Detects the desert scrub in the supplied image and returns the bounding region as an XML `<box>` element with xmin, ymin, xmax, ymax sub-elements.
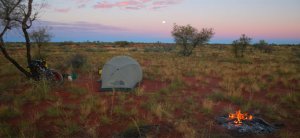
<box><xmin>46</xmin><ymin>105</ymin><xmax>63</xmax><ymax>117</ymax></box>
<box><xmin>60</xmin><ymin>121</ymin><xmax>82</xmax><ymax>137</ymax></box>
<box><xmin>280</xmin><ymin>92</ymin><xmax>300</xmax><ymax>109</ymax></box>
<box><xmin>150</xmin><ymin>103</ymin><xmax>173</xmax><ymax>121</ymax></box>
<box><xmin>134</xmin><ymin>86</ymin><xmax>144</xmax><ymax>96</ymax></box>
<box><xmin>113</xmin><ymin>105</ymin><xmax>130</xmax><ymax>117</ymax></box>
<box><xmin>100</xmin><ymin>115</ymin><xmax>112</xmax><ymax>125</ymax></box>
<box><xmin>0</xmin><ymin>68</ymin><xmax>23</xmax><ymax>92</ymax></box>
<box><xmin>66</xmin><ymin>53</ymin><xmax>89</xmax><ymax>72</ymax></box>
<box><xmin>168</xmin><ymin>78</ymin><xmax>186</xmax><ymax>92</ymax></box>
<box><xmin>23</xmin><ymin>79</ymin><xmax>56</xmax><ymax>103</ymax></box>
<box><xmin>117</xmin><ymin>119</ymin><xmax>148</xmax><ymax>138</ymax></box>
<box><xmin>80</xmin><ymin>95</ymin><xmax>104</xmax><ymax>120</ymax></box>
<box><xmin>17</xmin><ymin>120</ymin><xmax>44</xmax><ymax>138</ymax></box>
<box><xmin>0</xmin><ymin>123</ymin><xmax>18</xmax><ymax>137</ymax></box>
<box><xmin>174</xmin><ymin>120</ymin><xmax>196</xmax><ymax>138</ymax></box>
<box><xmin>207</xmin><ymin>90</ymin><xmax>226</xmax><ymax>102</ymax></box>
<box><xmin>0</xmin><ymin>105</ymin><xmax>22</xmax><ymax>120</ymax></box>
<box><xmin>221</xmin><ymin>105</ymin><xmax>234</xmax><ymax>115</ymax></box>
<box><xmin>201</xmin><ymin>98</ymin><xmax>214</xmax><ymax>115</ymax></box>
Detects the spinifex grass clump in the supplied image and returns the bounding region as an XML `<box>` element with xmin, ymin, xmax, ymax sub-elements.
<box><xmin>24</xmin><ymin>79</ymin><xmax>55</xmax><ymax>102</ymax></box>
<box><xmin>0</xmin><ymin>43</ymin><xmax>299</xmax><ymax>137</ymax></box>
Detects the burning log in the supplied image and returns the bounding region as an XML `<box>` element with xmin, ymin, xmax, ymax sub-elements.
<box><xmin>216</xmin><ymin>110</ymin><xmax>278</xmax><ymax>135</ymax></box>
<box><xmin>228</xmin><ymin>110</ymin><xmax>253</xmax><ymax>124</ymax></box>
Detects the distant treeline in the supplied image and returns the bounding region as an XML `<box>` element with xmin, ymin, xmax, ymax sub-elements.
<box><xmin>4</xmin><ymin>41</ymin><xmax>300</xmax><ymax>47</ymax></box>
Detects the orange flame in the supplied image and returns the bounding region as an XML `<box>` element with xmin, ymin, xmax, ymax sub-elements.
<box><xmin>229</xmin><ymin>110</ymin><xmax>253</xmax><ymax>124</ymax></box>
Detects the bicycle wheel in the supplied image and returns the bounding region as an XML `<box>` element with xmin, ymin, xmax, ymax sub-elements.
<box><xmin>49</xmin><ymin>69</ymin><xmax>64</xmax><ymax>85</ymax></box>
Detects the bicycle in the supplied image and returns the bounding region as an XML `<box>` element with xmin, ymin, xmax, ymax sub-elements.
<box><xmin>28</xmin><ymin>59</ymin><xmax>64</xmax><ymax>85</ymax></box>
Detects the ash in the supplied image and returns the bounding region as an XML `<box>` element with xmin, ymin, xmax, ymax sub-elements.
<box><xmin>216</xmin><ymin>116</ymin><xmax>276</xmax><ymax>135</ymax></box>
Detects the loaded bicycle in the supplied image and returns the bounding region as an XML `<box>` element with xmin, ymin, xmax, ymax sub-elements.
<box><xmin>28</xmin><ymin>59</ymin><xmax>63</xmax><ymax>85</ymax></box>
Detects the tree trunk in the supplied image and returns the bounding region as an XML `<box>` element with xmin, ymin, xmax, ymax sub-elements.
<box><xmin>22</xmin><ymin>0</ymin><xmax>34</xmax><ymax>65</ymax></box>
<box><xmin>38</xmin><ymin>44</ymin><xmax>41</xmax><ymax>58</ymax></box>
<box><xmin>23</xmin><ymin>28</ymin><xmax>32</xmax><ymax>64</ymax></box>
<box><xmin>0</xmin><ymin>39</ymin><xmax>31</xmax><ymax>78</ymax></box>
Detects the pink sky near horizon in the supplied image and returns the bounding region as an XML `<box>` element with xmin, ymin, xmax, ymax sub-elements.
<box><xmin>24</xmin><ymin>0</ymin><xmax>300</xmax><ymax>43</ymax></box>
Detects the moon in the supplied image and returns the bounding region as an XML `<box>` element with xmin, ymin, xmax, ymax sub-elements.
<box><xmin>162</xmin><ymin>21</ymin><xmax>166</xmax><ymax>24</ymax></box>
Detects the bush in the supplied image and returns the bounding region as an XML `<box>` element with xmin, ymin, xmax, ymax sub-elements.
<box><xmin>232</xmin><ymin>34</ymin><xmax>251</xmax><ymax>58</ymax></box>
<box><xmin>115</xmin><ymin>41</ymin><xmax>129</xmax><ymax>47</ymax></box>
<box><xmin>68</xmin><ymin>54</ymin><xmax>87</xmax><ymax>69</ymax></box>
<box><xmin>253</xmin><ymin>40</ymin><xmax>272</xmax><ymax>53</ymax></box>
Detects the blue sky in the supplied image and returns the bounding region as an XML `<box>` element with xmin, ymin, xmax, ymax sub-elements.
<box><xmin>6</xmin><ymin>0</ymin><xmax>300</xmax><ymax>44</ymax></box>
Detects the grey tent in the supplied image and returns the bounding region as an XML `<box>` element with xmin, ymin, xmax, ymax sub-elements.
<box><xmin>100</xmin><ymin>56</ymin><xmax>142</xmax><ymax>91</ymax></box>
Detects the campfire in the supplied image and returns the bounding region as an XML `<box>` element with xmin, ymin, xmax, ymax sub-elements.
<box><xmin>228</xmin><ymin>110</ymin><xmax>253</xmax><ymax>125</ymax></box>
<box><xmin>216</xmin><ymin>109</ymin><xmax>278</xmax><ymax>135</ymax></box>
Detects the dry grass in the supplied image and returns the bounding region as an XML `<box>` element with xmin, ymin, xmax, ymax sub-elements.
<box><xmin>174</xmin><ymin>120</ymin><xmax>196</xmax><ymax>138</ymax></box>
<box><xmin>0</xmin><ymin>44</ymin><xmax>299</xmax><ymax>137</ymax></box>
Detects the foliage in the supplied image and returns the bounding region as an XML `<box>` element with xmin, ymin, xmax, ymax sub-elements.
<box><xmin>115</xmin><ymin>41</ymin><xmax>130</xmax><ymax>47</ymax></box>
<box><xmin>30</xmin><ymin>27</ymin><xmax>52</xmax><ymax>58</ymax></box>
<box><xmin>0</xmin><ymin>44</ymin><xmax>299</xmax><ymax>137</ymax></box>
<box><xmin>0</xmin><ymin>0</ymin><xmax>39</xmax><ymax>78</ymax></box>
<box><xmin>172</xmin><ymin>24</ymin><xmax>214</xmax><ymax>56</ymax></box>
<box><xmin>232</xmin><ymin>34</ymin><xmax>252</xmax><ymax>58</ymax></box>
<box><xmin>68</xmin><ymin>54</ymin><xmax>87</xmax><ymax>69</ymax></box>
<box><xmin>253</xmin><ymin>40</ymin><xmax>272</xmax><ymax>53</ymax></box>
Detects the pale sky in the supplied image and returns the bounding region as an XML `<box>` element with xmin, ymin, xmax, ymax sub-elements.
<box><xmin>7</xmin><ymin>0</ymin><xmax>300</xmax><ymax>44</ymax></box>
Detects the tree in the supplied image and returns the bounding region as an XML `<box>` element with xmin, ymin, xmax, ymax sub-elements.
<box><xmin>232</xmin><ymin>34</ymin><xmax>251</xmax><ymax>58</ymax></box>
<box><xmin>0</xmin><ymin>0</ymin><xmax>38</xmax><ymax>78</ymax></box>
<box><xmin>254</xmin><ymin>40</ymin><xmax>272</xmax><ymax>53</ymax></box>
<box><xmin>30</xmin><ymin>26</ymin><xmax>52</xmax><ymax>58</ymax></box>
<box><xmin>171</xmin><ymin>24</ymin><xmax>214</xmax><ymax>56</ymax></box>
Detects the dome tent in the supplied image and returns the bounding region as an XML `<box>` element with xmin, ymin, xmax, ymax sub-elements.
<box><xmin>100</xmin><ymin>56</ymin><xmax>142</xmax><ymax>91</ymax></box>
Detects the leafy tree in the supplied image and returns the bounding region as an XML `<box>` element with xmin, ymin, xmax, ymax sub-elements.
<box><xmin>172</xmin><ymin>24</ymin><xmax>214</xmax><ymax>56</ymax></box>
<box><xmin>30</xmin><ymin>27</ymin><xmax>52</xmax><ymax>58</ymax></box>
<box><xmin>232</xmin><ymin>34</ymin><xmax>251</xmax><ymax>58</ymax></box>
<box><xmin>0</xmin><ymin>0</ymin><xmax>39</xmax><ymax>78</ymax></box>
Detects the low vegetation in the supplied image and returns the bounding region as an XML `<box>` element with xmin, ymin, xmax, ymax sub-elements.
<box><xmin>0</xmin><ymin>43</ymin><xmax>299</xmax><ymax>137</ymax></box>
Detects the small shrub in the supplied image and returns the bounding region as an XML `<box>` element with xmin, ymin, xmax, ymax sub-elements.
<box><xmin>46</xmin><ymin>106</ymin><xmax>62</xmax><ymax>117</ymax></box>
<box><xmin>150</xmin><ymin>103</ymin><xmax>172</xmax><ymax>120</ymax></box>
<box><xmin>134</xmin><ymin>86</ymin><xmax>144</xmax><ymax>96</ymax></box>
<box><xmin>80</xmin><ymin>95</ymin><xmax>103</xmax><ymax>119</ymax></box>
<box><xmin>0</xmin><ymin>105</ymin><xmax>22</xmax><ymax>120</ymax></box>
<box><xmin>280</xmin><ymin>92</ymin><xmax>300</xmax><ymax>109</ymax></box>
<box><xmin>232</xmin><ymin>34</ymin><xmax>251</xmax><ymax>58</ymax></box>
<box><xmin>227</xmin><ymin>95</ymin><xmax>244</xmax><ymax>105</ymax></box>
<box><xmin>23</xmin><ymin>79</ymin><xmax>55</xmax><ymax>102</ymax></box>
<box><xmin>174</xmin><ymin>120</ymin><xmax>196</xmax><ymax>138</ymax></box>
<box><xmin>61</xmin><ymin>122</ymin><xmax>81</xmax><ymax>136</ymax></box>
<box><xmin>100</xmin><ymin>115</ymin><xmax>111</xmax><ymax>125</ymax></box>
<box><xmin>0</xmin><ymin>123</ymin><xmax>17</xmax><ymax>138</ymax></box>
<box><xmin>115</xmin><ymin>41</ymin><xmax>130</xmax><ymax>47</ymax></box>
<box><xmin>201</xmin><ymin>98</ymin><xmax>214</xmax><ymax>114</ymax></box>
<box><xmin>113</xmin><ymin>105</ymin><xmax>129</xmax><ymax>117</ymax></box>
<box><xmin>68</xmin><ymin>54</ymin><xmax>87</xmax><ymax>69</ymax></box>
<box><xmin>253</xmin><ymin>40</ymin><xmax>272</xmax><ymax>53</ymax></box>
<box><xmin>67</xmin><ymin>85</ymin><xmax>87</xmax><ymax>96</ymax></box>
<box><xmin>209</xmin><ymin>92</ymin><xmax>225</xmax><ymax>103</ymax></box>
